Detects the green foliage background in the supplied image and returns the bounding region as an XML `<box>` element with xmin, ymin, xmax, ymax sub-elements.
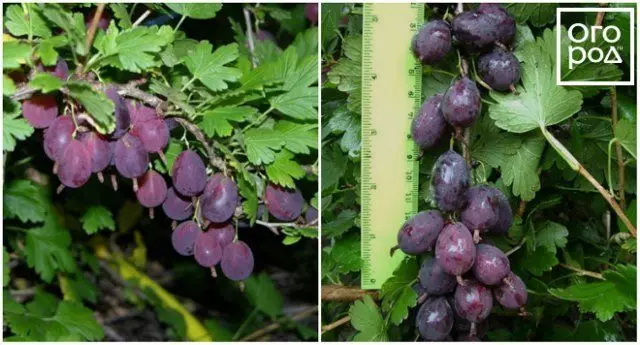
<box><xmin>321</xmin><ymin>3</ymin><xmax>637</xmax><ymax>341</ymax></box>
<box><xmin>3</xmin><ymin>3</ymin><xmax>318</xmax><ymax>341</ymax></box>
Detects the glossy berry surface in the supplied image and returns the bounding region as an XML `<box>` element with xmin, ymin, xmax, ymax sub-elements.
<box><xmin>80</xmin><ymin>131</ymin><xmax>111</xmax><ymax>173</ymax></box>
<box><xmin>489</xmin><ymin>188</ymin><xmax>513</xmax><ymax>234</ymax></box>
<box><xmin>397</xmin><ymin>210</ymin><xmax>444</xmax><ymax>255</ymax></box>
<box><xmin>200</xmin><ymin>173</ymin><xmax>239</xmax><ymax>223</ymax></box>
<box><xmin>431</xmin><ymin>150</ymin><xmax>470</xmax><ymax>212</ymax></box>
<box><xmin>171</xmin><ymin>150</ymin><xmax>207</xmax><ymax>197</ymax></box>
<box><xmin>472</xmin><ymin>244</ymin><xmax>510</xmax><ymax>286</ymax></box>
<box><xmin>162</xmin><ymin>187</ymin><xmax>194</xmax><ymax>221</ymax></box>
<box><xmin>476</xmin><ymin>3</ymin><xmax>516</xmax><ymax>45</ymax></box>
<box><xmin>221</xmin><ymin>241</ymin><xmax>254</xmax><ymax>281</ymax></box>
<box><xmin>131</xmin><ymin>116</ymin><xmax>169</xmax><ymax>153</ymax></box>
<box><xmin>172</xmin><ymin>221</ymin><xmax>200</xmax><ymax>256</ymax></box>
<box><xmin>478</xmin><ymin>49</ymin><xmax>520</xmax><ymax>91</ymax></box>
<box><xmin>460</xmin><ymin>185</ymin><xmax>499</xmax><ymax>232</ymax></box>
<box><xmin>207</xmin><ymin>223</ymin><xmax>235</xmax><ymax>249</ymax></box>
<box><xmin>442</xmin><ymin>77</ymin><xmax>481</xmax><ymax>128</ymax></box>
<box><xmin>58</xmin><ymin>140</ymin><xmax>92</xmax><ymax>188</ymax></box>
<box><xmin>418</xmin><ymin>256</ymin><xmax>457</xmax><ymax>295</ymax></box>
<box><xmin>44</xmin><ymin>116</ymin><xmax>75</xmax><ymax>161</ymax></box>
<box><xmin>435</xmin><ymin>222</ymin><xmax>476</xmax><ymax>276</ymax></box>
<box><xmin>412</xmin><ymin>20</ymin><xmax>452</xmax><ymax>65</ymax></box>
<box><xmin>305</xmin><ymin>206</ymin><xmax>318</xmax><ymax>223</ymax></box>
<box><xmin>22</xmin><ymin>94</ymin><xmax>58</xmax><ymax>129</ymax></box>
<box><xmin>194</xmin><ymin>230</ymin><xmax>223</xmax><ymax>267</ymax></box>
<box><xmin>37</xmin><ymin>59</ymin><xmax>70</xmax><ymax>80</ymax></box>
<box><xmin>135</xmin><ymin>170</ymin><xmax>168</xmax><ymax>208</ymax></box>
<box><xmin>265</xmin><ymin>184</ymin><xmax>304</xmax><ymax>221</ymax></box>
<box><xmin>411</xmin><ymin>93</ymin><xmax>448</xmax><ymax>150</ymax></box>
<box><xmin>494</xmin><ymin>272</ymin><xmax>527</xmax><ymax>309</ymax></box>
<box><xmin>454</xmin><ymin>279</ymin><xmax>493</xmax><ymax>322</ymax></box>
<box><xmin>415</xmin><ymin>297</ymin><xmax>454</xmax><ymax>341</ymax></box>
<box><xmin>114</xmin><ymin>134</ymin><xmax>149</xmax><ymax>178</ymax></box>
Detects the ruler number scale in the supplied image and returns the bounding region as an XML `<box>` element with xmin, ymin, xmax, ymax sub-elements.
<box><xmin>361</xmin><ymin>3</ymin><xmax>424</xmax><ymax>290</ymax></box>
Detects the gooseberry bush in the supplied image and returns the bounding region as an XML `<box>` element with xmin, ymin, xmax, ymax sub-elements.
<box><xmin>321</xmin><ymin>3</ymin><xmax>636</xmax><ymax>341</ymax></box>
<box><xmin>4</xmin><ymin>3</ymin><xmax>318</xmax><ymax>341</ymax></box>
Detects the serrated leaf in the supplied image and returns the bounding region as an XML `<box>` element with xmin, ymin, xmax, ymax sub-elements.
<box><xmin>65</xmin><ymin>82</ymin><xmax>115</xmax><ymax>135</ymax></box>
<box><xmin>327</xmin><ymin>35</ymin><xmax>362</xmax><ymax>113</ymax></box>
<box><xmin>380</xmin><ymin>257</ymin><xmax>418</xmax><ymax>325</ymax></box>
<box><xmin>36</xmin><ymin>36</ymin><xmax>68</xmax><ymax>66</ymax></box>
<box><xmin>97</xmin><ymin>25</ymin><xmax>174</xmax><ymax>72</ymax></box>
<box><xmin>498</xmin><ymin>132</ymin><xmax>545</xmax><ymax>201</ymax></box>
<box><xmin>349</xmin><ymin>295</ymin><xmax>388</xmax><ymax>341</ymax></box>
<box><xmin>329</xmin><ymin>232</ymin><xmax>361</xmax><ymax>274</ymax></box>
<box><xmin>26</xmin><ymin>290</ymin><xmax>59</xmax><ymax>317</ymax></box>
<box><xmin>183</xmin><ymin>42</ymin><xmax>241</xmax><ymax>92</ymax></box>
<box><xmin>321</xmin><ymin>144</ymin><xmax>347</xmax><ymax>191</ymax></box>
<box><xmin>59</xmin><ymin>273</ymin><xmax>98</xmax><ymax>304</ymax></box>
<box><xmin>521</xmin><ymin>246</ymin><xmax>558</xmax><ymax>276</ymax></box>
<box><xmin>274</xmin><ymin>121</ymin><xmax>318</xmax><ymax>154</ymax></box>
<box><xmin>244</xmin><ymin>272</ymin><xmax>284</xmax><ymax>319</ymax></box>
<box><xmin>322</xmin><ymin>209</ymin><xmax>356</xmax><ymax>238</ymax></box>
<box><xmin>5</xmin><ymin>4</ymin><xmax>52</xmax><ymax>39</ymax></box>
<box><xmin>199</xmin><ymin>106</ymin><xmax>254</xmax><ymax>138</ymax></box>
<box><xmin>3</xmin><ymin>180</ymin><xmax>47</xmax><ymax>223</ymax></box>
<box><xmin>614</xmin><ymin>118</ymin><xmax>636</xmax><ymax>159</ymax></box>
<box><xmin>269</xmin><ymin>86</ymin><xmax>318</xmax><ymax>120</ymax></box>
<box><xmin>110</xmin><ymin>3</ymin><xmax>132</xmax><ymax>29</ymax></box>
<box><xmin>3</xmin><ymin>41</ymin><xmax>32</xmax><ymax>69</ymax></box>
<box><xmin>166</xmin><ymin>3</ymin><xmax>222</xmax><ymax>19</ymax></box>
<box><xmin>4</xmin><ymin>110</ymin><xmax>34</xmax><ymax>152</ymax></box>
<box><xmin>489</xmin><ymin>29</ymin><xmax>583</xmax><ymax>133</ymax></box>
<box><xmin>28</xmin><ymin>73</ymin><xmax>64</xmax><ymax>93</ymax></box>
<box><xmin>237</xmin><ymin>175</ymin><xmax>258</xmax><ymax>224</ymax></box>
<box><xmin>80</xmin><ymin>206</ymin><xmax>115</xmax><ymax>234</ymax></box>
<box><xmin>243</xmin><ymin>128</ymin><xmax>285</xmax><ymax>165</ymax></box>
<box><xmin>265</xmin><ymin>150</ymin><xmax>306</xmax><ymax>188</ymax></box>
<box><xmin>4</xmin><ymin>74</ymin><xmax>17</xmax><ymax>95</ymax></box>
<box><xmin>534</xmin><ymin>220</ymin><xmax>569</xmax><ymax>254</ymax></box>
<box><xmin>25</xmin><ymin>212</ymin><xmax>76</xmax><ymax>283</ymax></box>
<box><xmin>505</xmin><ymin>3</ymin><xmax>557</xmax><ymax>27</ymax></box>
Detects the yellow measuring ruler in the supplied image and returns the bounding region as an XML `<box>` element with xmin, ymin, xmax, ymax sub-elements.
<box><xmin>361</xmin><ymin>3</ymin><xmax>424</xmax><ymax>290</ymax></box>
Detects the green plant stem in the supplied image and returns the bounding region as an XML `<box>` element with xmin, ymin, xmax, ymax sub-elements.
<box><xmin>242</xmin><ymin>106</ymin><xmax>274</xmax><ymax>133</ymax></box>
<box><xmin>558</xmin><ymin>263</ymin><xmax>604</xmax><ymax>280</ymax></box>
<box><xmin>181</xmin><ymin>77</ymin><xmax>197</xmax><ymax>92</ymax></box>
<box><xmin>232</xmin><ymin>308</ymin><xmax>259</xmax><ymax>341</ymax></box>
<box><xmin>5</xmin><ymin>226</ymin><xmax>28</xmax><ymax>233</ymax></box>
<box><xmin>540</xmin><ymin>126</ymin><xmax>636</xmax><ymax>237</ymax></box>
<box><xmin>174</xmin><ymin>14</ymin><xmax>187</xmax><ymax>33</ymax></box>
<box><xmin>610</xmin><ymin>87</ymin><xmax>626</xmax><ymax>209</ymax></box>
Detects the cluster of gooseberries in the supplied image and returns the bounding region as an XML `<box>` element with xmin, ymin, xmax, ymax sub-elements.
<box><xmin>397</xmin><ymin>4</ymin><xmax>526</xmax><ymax>341</ymax></box>
<box><xmin>19</xmin><ymin>57</ymin><xmax>315</xmax><ymax>282</ymax></box>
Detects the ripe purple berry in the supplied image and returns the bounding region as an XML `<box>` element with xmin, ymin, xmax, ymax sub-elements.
<box><xmin>412</xmin><ymin>20</ymin><xmax>452</xmax><ymax>65</ymax></box>
<box><xmin>397</xmin><ymin>210</ymin><xmax>444</xmax><ymax>255</ymax></box>
<box><xmin>411</xmin><ymin>93</ymin><xmax>448</xmax><ymax>150</ymax></box>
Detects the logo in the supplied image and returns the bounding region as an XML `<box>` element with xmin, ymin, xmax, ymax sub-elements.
<box><xmin>557</xmin><ymin>7</ymin><xmax>635</xmax><ymax>86</ymax></box>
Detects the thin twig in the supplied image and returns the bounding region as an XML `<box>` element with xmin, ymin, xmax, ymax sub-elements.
<box><xmin>595</xmin><ymin>3</ymin><xmax>607</xmax><ymax>27</ymax></box>
<box><xmin>322</xmin><ymin>315</ymin><xmax>351</xmax><ymax>334</ymax></box>
<box><xmin>610</xmin><ymin>87</ymin><xmax>626</xmax><ymax>209</ymax></box>
<box><xmin>240</xmin><ymin>306</ymin><xmax>318</xmax><ymax>341</ymax></box>
<box><xmin>171</xmin><ymin>117</ymin><xmax>226</xmax><ymax>171</ymax></box>
<box><xmin>321</xmin><ymin>285</ymin><xmax>379</xmax><ymax>302</ymax></box>
<box><xmin>85</xmin><ymin>4</ymin><xmax>106</xmax><ymax>55</ymax></box>
<box><xmin>132</xmin><ymin>10</ymin><xmax>151</xmax><ymax>27</ymax></box>
<box><xmin>243</xmin><ymin>8</ymin><xmax>258</xmax><ymax>68</ymax></box>
<box><xmin>559</xmin><ymin>263</ymin><xmax>605</xmax><ymax>280</ymax></box>
<box><xmin>505</xmin><ymin>238</ymin><xmax>526</xmax><ymax>256</ymax></box>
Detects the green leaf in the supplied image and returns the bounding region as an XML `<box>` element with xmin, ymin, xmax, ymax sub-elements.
<box><xmin>244</xmin><ymin>272</ymin><xmax>284</xmax><ymax>319</ymax></box>
<box><xmin>520</xmin><ymin>246</ymin><xmax>558</xmax><ymax>276</ymax></box>
<box><xmin>617</xmin><ymin>200</ymin><xmax>637</xmax><ymax>234</ymax></box>
<box><xmin>159</xmin><ymin>138</ymin><xmax>184</xmax><ymax>174</ymax></box>
<box><xmin>243</xmin><ymin>128</ymin><xmax>285</xmax><ymax>165</ymax></box>
<box><xmin>65</xmin><ymin>82</ymin><xmax>115</xmax><ymax>135</ymax></box>
<box><xmin>110</xmin><ymin>4</ymin><xmax>132</xmax><ymax>29</ymax></box>
<box><xmin>265</xmin><ymin>150</ymin><xmax>306</xmax><ymax>188</ymax></box>
<box><xmin>329</xmin><ymin>232</ymin><xmax>361</xmax><ymax>274</ymax></box>
<box><xmin>3</xmin><ymin>41</ymin><xmax>33</xmax><ymax>69</ymax></box>
<box><xmin>275</xmin><ymin>121</ymin><xmax>318</xmax><ymax>154</ymax></box>
<box><xmin>26</xmin><ymin>290</ymin><xmax>59</xmax><ymax>317</ymax></box>
<box><xmin>59</xmin><ymin>273</ymin><xmax>98</xmax><ymax>304</ymax></box>
<box><xmin>199</xmin><ymin>106</ymin><xmax>254</xmax><ymax>138</ymax></box>
<box><xmin>4</xmin><ymin>74</ymin><xmax>17</xmax><ymax>95</ymax></box>
<box><xmin>166</xmin><ymin>3</ymin><xmax>223</xmax><ymax>19</ymax></box>
<box><xmin>349</xmin><ymin>295</ymin><xmax>388</xmax><ymax>341</ymax></box>
<box><xmin>269</xmin><ymin>86</ymin><xmax>318</xmax><ymax>120</ymax></box>
<box><xmin>25</xmin><ymin>212</ymin><xmax>76</xmax><ymax>283</ymax></box>
<box><xmin>183</xmin><ymin>42</ymin><xmax>242</xmax><ymax>92</ymax></box>
<box><xmin>505</xmin><ymin>3</ymin><xmax>557</xmax><ymax>27</ymax></box>
<box><xmin>4</xmin><ymin>246</ymin><xmax>10</xmax><ymax>287</ymax></box>
<box><xmin>327</xmin><ymin>35</ymin><xmax>362</xmax><ymax>113</ymax></box>
<box><xmin>36</xmin><ymin>36</ymin><xmax>68</xmax><ymax>66</ymax></box>
<box><xmin>237</xmin><ymin>174</ymin><xmax>258</xmax><ymax>225</ymax></box>
<box><xmin>5</xmin><ymin>4</ymin><xmax>52</xmax><ymax>39</ymax></box>
<box><xmin>28</xmin><ymin>73</ymin><xmax>64</xmax><ymax>93</ymax></box>
<box><xmin>488</xmin><ymin>29</ymin><xmax>583</xmax><ymax>133</ymax></box>
<box><xmin>380</xmin><ymin>257</ymin><xmax>418</xmax><ymax>325</ymax></box>
<box><xmin>614</xmin><ymin>118</ymin><xmax>636</xmax><ymax>159</ymax></box>
<box><xmin>549</xmin><ymin>265</ymin><xmax>636</xmax><ymax>321</ymax></box>
<box><xmin>80</xmin><ymin>206</ymin><xmax>115</xmax><ymax>234</ymax></box>
<box><xmin>534</xmin><ymin>220</ymin><xmax>569</xmax><ymax>254</ymax></box>
<box><xmin>4</xmin><ymin>109</ymin><xmax>35</xmax><ymax>152</ymax></box>
<box><xmin>321</xmin><ymin>144</ymin><xmax>348</xmax><ymax>191</ymax></box>
<box><xmin>3</xmin><ymin>180</ymin><xmax>47</xmax><ymax>223</ymax></box>
<box><xmin>498</xmin><ymin>132</ymin><xmax>545</xmax><ymax>201</ymax></box>
<box><xmin>50</xmin><ymin>301</ymin><xmax>104</xmax><ymax>340</ymax></box>
<box><xmin>96</xmin><ymin>25</ymin><xmax>174</xmax><ymax>72</ymax></box>
<box><xmin>322</xmin><ymin>209</ymin><xmax>356</xmax><ymax>238</ymax></box>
